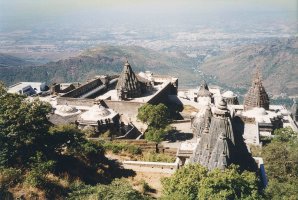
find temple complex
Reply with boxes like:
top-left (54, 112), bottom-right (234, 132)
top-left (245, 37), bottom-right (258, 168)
top-left (7, 61), bottom-right (297, 175)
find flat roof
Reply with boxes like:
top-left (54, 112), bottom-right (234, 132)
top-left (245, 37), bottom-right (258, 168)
top-left (8, 82), bottom-right (44, 94)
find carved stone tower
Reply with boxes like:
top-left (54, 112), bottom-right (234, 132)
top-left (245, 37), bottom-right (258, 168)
top-left (116, 61), bottom-right (142, 100)
top-left (243, 69), bottom-right (269, 111)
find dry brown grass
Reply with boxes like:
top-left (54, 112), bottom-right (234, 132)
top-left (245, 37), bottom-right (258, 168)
top-left (182, 105), bottom-right (199, 114)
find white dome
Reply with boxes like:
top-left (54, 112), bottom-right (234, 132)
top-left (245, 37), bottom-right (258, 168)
top-left (222, 91), bottom-right (235, 98)
top-left (80, 105), bottom-right (111, 121)
top-left (253, 107), bottom-right (267, 116)
top-left (58, 105), bottom-right (78, 113)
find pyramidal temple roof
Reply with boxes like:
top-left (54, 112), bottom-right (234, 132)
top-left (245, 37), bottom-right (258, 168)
top-left (191, 98), bottom-right (235, 170)
top-left (116, 61), bottom-right (142, 99)
top-left (197, 80), bottom-right (212, 97)
top-left (244, 69), bottom-right (269, 111)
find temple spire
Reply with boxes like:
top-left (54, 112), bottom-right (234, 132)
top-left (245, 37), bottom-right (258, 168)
top-left (244, 68), bottom-right (269, 111)
top-left (116, 61), bottom-right (142, 100)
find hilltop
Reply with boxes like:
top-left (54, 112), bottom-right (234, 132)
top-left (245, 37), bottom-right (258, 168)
top-left (199, 37), bottom-right (298, 96)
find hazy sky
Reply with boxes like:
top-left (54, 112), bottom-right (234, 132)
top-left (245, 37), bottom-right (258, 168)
top-left (1, 0), bottom-right (296, 16)
top-left (0, 0), bottom-right (297, 32)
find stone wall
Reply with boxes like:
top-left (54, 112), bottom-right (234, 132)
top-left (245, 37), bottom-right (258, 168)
top-left (123, 160), bottom-right (179, 174)
top-left (57, 97), bottom-right (96, 107)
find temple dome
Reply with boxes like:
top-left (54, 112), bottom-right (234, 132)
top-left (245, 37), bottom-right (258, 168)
top-left (54, 104), bottom-right (81, 117)
top-left (58, 105), bottom-right (78, 113)
top-left (222, 91), bottom-right (235, 98)
top-left (80, 105), bottom-right (111, 121)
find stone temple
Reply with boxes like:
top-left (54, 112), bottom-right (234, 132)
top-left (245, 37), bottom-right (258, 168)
top-left (243, 70), bottom-right (269, 111)
top-left (116, 61), bottom-right (143, 100)
top-left (191, 98), bottom-right (236, 170)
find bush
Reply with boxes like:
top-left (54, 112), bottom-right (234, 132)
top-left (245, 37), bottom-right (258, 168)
top-left (162, 164), bottom-right (263, 200)
top-left (103, 142), bottom-right (142, 155)
top-left (140, 180), bottom-right (153, 194)
top-left (141, 151), bottom-right (176, 163)
top-left (24, 152), bottom-right (55, 188)
top-left (68, 179), bottom-right (151, 200)
top-left (0, 167), bottom-right (22, 188)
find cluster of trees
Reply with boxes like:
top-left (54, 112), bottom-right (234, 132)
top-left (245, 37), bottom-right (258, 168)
top-left (0, 83), bottom-right (148, 199)
top-left (137, 103), bottom-right (172, 143)
top-left (161, 164), bottom-right (262, 200)
top-left (262, 127), bottom-right (298, 199)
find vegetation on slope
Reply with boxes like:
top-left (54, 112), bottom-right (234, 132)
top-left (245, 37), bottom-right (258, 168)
top-left (262, 127), bottom-right (298, 200)
top-left (161, 164), bottom-right (263, 200)
top-left (0, 53), bottom-right (35, 68)
top-left (0, 45), bottom-right (197, 88)
top-left (200, 37), bottom-right (298, 96)
top-left (0, 83), bottom-right (149, 199)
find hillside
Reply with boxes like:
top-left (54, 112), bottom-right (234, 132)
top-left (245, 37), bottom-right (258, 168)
top-left (199, 37), bottom-right (298, 96)
top-left (0, 46), bottom-right (198, 87)
top-left (1, 40), bottom-right (297, 96)
top-left (0, 53), bottom-right (35, 67)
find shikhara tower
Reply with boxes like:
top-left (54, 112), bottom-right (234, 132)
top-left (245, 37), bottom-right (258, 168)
top-left (243, 69), bottom-right (270, 111)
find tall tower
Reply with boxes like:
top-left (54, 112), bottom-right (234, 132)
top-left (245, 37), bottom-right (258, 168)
top-left (191, 98), bottom-right (235, 170)
top-left (243, 69), bottom-right (269, 111)
top-left (116, 61), bottom-right (142, 100)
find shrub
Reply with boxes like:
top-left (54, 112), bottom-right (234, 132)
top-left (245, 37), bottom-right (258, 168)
top-left (24, 153), bottom-right (55, 188)
top-left (103, 142), bottom-right (142, 155)
top-left (140, 180), bottom-right (152, 194)
top-left (68, 179), bottom-right (151, 200)
top-left (0, 167), bottom-right (22, 188)
top-left (141, 151), bottom-right (176, 163)
top-left (162, 164), bottom-right (262, 200)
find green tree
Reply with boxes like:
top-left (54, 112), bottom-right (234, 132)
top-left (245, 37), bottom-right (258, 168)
top-left (161, 164), bottom-right (208, 200)
top-left (137, 103), bottom-right (169, 129)
top-left (161, 164), bottom-right (262, 200)
top-left (198, 166), bottom-right (262, 200)
top-left (137, 103), bottom-right (171, 142)
top-left (262, 128), bottom-right (298, 199)
top-left (0, 84), bottom-right (52, 167)
top-left (145, 126), bottom-right (172, 143)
